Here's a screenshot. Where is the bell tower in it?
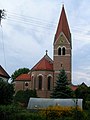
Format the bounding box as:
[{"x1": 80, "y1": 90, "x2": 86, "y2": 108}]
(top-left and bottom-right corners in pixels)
[{"x1": 53, "y1": 5, "x2": 72, "y2": 84}]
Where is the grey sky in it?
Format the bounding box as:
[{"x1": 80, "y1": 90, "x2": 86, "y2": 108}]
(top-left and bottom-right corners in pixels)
[{"x1": 0, "y1": 0, "x2": 90, "y2": 85}]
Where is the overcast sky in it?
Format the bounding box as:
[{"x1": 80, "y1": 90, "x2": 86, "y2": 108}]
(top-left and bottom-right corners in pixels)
[{"x1": 0, "y1": 0, "x2": 90, "y2": 86}]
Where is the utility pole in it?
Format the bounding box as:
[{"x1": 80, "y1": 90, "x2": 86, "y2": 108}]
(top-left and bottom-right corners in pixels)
[
  {"x1": 0, "y1": 9, "x2": 6, "y2": 25},
  {"x1": 0, "y1": 9, "x2": 6, "y2": 69}
]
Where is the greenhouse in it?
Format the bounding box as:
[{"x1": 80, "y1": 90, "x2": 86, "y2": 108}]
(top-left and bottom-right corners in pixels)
[{"x1": 27, "y1": 98, "x2": 82, "y2": 109}]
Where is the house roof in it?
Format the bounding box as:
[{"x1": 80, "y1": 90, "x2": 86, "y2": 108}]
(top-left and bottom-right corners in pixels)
[
  {"x1": 71, "y1": 85, "x2": 78, "y2": 91},
  {"x1": 31, "y1": 53, "x2": 53, "y2": 71},
  {"x1": 0, "y1": 65, "x2": 10, "y2": 78},
  {"x1": 80, "y1": 82, "x2": 87, "y2": 87},
  {"x1": 70, "y1": 82, "x2": 88, "y2": 91},
  {"x1": 15, "y1": 74, "x2": 31, "y2": 81},
  {"x1": 54, "y1": 5, "x2": 71, "y2": 43}
]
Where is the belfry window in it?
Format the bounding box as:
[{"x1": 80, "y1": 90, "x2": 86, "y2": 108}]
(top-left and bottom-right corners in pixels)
[
  {"x1": 38, "y1": 76, "x2": 42, "y2": 90},
  {"x1": 62, "y1": 47, "x2": 65, "y2": 55},
  {"x1": 58, "y1": 47, "x2": 61, "y2": 55},
  {"x1": 47, "y1": 76, "x2": 51, "y2": 90}
]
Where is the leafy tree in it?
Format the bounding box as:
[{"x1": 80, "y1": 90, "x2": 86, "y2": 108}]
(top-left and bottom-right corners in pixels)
[
  {"x1": 87, "y1": 87, "x2": 90, "y2": 101},
  {"x1": 14, "y1": 89, "x2": 37, "y2": 107},
  {"x1": 11, "y1": 68, "x2": 30, "y2": 82},
  {"x1": 75, "y1": 84, "x2": 88, "y2": 109},
  {"x1": 75, "y1": 84, "x2": 88, "y2": 99},
  {"x1": 51, "y1": 69, "x2": 73, "y2": 98},
  {"x1": 0, "y1": 80, "x2": 14, "y2": 105}
]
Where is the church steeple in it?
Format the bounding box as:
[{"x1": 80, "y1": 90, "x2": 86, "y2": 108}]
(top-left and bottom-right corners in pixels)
[
  {"x1": 53, "y1": 5, "x2": 72, "y2": 84},
  {"x1": 54, "y1": 5, "x2": 71, "y2": 43}
]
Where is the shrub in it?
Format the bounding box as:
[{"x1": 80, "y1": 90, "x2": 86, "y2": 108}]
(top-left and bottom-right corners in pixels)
[
  {"x1": 0, "y1": 105, "x2": 88, "y2": 120},
  {"x1": 0, "y1": 80, "x2": 14, "y2": 105},
  {"x1": 84, "y1": 101, "x2": 90, "y2": 110},
  {"x1": 14, "y1": 89, "x2": 37, "y2": 107},
  {"x1": 0, "y1": 105, "x2": 45, "y2": 120},
  {"x1": 0, "y1": 104, "x2": 22, "y2": 120},
  {"x1": 39, "y1": 106, "x2": 86, "y2": 120}
]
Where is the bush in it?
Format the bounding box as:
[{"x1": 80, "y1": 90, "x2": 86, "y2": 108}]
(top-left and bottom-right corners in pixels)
[
  {"x1": 0, "y1": 105, "x2": 89, "y2": 120},
  {"x1": 0, "y1": 105, "x2": 45, "y2": 120},
  {"x1": 39, "y1": 106, "x2": 87, "y2": 120},
  {"x1": 84, "y1": 101, "x2": 90, "y2": 110},
  {"x1": 0, "y1": 104, "x2": 22, "y2": 120},
  {"x1": 14, "y1": 89, "x2": 37, "y2": 107},
  {"x1": 0, "y1": 80, "x2": 14, "y2": 105}
]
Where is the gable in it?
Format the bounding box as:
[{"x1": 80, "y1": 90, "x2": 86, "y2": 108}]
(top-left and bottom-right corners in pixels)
[
  {"x1": 31, "y1": 55, "x2": 53, "y2": 71},
  {"x1": 54, "y1": 32, "x2": 70, "y2": 45},
  {"x1": 0, "y1": 65, "x2": 10, "y2": 78}
]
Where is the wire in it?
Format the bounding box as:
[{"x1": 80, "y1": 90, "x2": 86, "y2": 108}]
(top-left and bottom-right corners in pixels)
[
  {"x1": 1, "y1": 10, "x2": 89, "y2": 41},
  {"x1": 6, "y1": 12, "x2": 90, "y2": 35},
  {"x1": 6, "y1": 17, "x2": 90, "y2": 40},
  {"x1": 6, "y1": 22, "x2": 54, "y2": 36},
  {"x1": 7, "y1": 11, "x2": 90, "y2": 32},
  {"x1": 7, "y1": 11, "x2": 57, "y2": 26},
  {"x1": 7, "y1": 17, "x2": 55, "y2": 30},
  {"x1": 0, "y1": 25, "x2": 7, "y2": 69},
  {"x1": 1, "y1": 10, "x2": 88, "y2": 37}
]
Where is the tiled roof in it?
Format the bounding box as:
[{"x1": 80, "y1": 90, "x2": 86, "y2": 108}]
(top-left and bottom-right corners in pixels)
[
  {"x1": 0, "y1": 65, "x2": 10, "y2": 78},
  {"x1": 54, "y1": 5, "x2": 71, "y2": 43},
  {"x1": 15, "y1": 74, "x2": 31, "y2": 81},
  {"x1": 71, "y1": 85, "x2": 78, "y2": 91},
  {"x1": 31, "y1": 54, "x2": 53, "y2": 71}
]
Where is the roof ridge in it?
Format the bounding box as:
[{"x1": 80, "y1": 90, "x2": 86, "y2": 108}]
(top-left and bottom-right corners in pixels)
[
  {"x1": 31, "y1": 54, "x2": 53, "y2": 71},
  {"x1": 16, "y1": 73, "x2": 31, "y2": 81},
  {"x1": 0, "y1": 65, "x2": 10, "y2": 78},
  {"x1": 44, "y1": 54, "x2": 53, "y2": 63},
  {"x1": 54, "y1": 5, "x2": 71, "y2": 43}
]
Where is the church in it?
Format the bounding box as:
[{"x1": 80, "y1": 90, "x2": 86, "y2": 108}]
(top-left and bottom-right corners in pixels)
[{"x1": 15, "y1": 5, "x2": 74, "y2": 98}]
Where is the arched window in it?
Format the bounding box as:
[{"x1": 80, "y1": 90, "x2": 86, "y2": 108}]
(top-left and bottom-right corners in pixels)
[
  {"x1": 38, "y1": 76, "x2": 42, "y2": 90},
  {"x1": 33, "y1": 77, "x2": 36, "y2": 90},
  {"x1": 25, "y1": 82, "x2": 29, "y2": 87},
  {"x1": 58, "y1": 47, "x2": 61, "y2": 55},
  {"x1": 32, "y1": 75, "x2": 36, "y2": 89},
  {"x1": 25, "y1": 82, "x2": 29, "y2": 90},
  {"x1": 62, "y1": 47, "x2": 65, "y2": 55},
  {"x1": 47, "y1": 76, "x2": 51, "y2": 90}
]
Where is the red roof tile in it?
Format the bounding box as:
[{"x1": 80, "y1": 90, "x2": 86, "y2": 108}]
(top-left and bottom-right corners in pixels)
[
  {"x1": 54, "y1": 5, "x2": 71, "y2": 43},
  {"x1": 31, "y1": 54, "x2": 53, "y2": 71},
  {"x1": 15, "y1": 74, "x2": 31, "y2": 81},
  {"x1": 71, "y1": 85, "x2": 78, "y2": 91},
  {"x1": 0, "y1": 65, "x2": 10, "y2": 78}
]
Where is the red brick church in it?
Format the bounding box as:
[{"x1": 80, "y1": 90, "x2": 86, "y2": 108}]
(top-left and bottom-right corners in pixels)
[{"x1": 15, "y1": 5, "x2": 74, "y2": 97}]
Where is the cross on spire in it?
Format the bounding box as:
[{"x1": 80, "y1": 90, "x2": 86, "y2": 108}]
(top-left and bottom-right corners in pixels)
[{"x1": 46, "y1": 50, "x2": 48, "y2": 55}]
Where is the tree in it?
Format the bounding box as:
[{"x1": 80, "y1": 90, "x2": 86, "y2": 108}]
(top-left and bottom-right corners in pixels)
[
  {"x1": 87, "y1": 87, "x2": 90, "y2": 101},
  {"x1": 14, "y1": 89, "x2": 37, "y2": 107},
  {"x1": 11, "y1": 68, "x2": 30, "y2": 82},
  {"x1": 0, "y1": 80, "x2": 14, "y2": 105},
  {"x1": 75, "y1": 83, "x2": 88, "y2": 99},
  {"x1": 75, "y1": 84, "x2": 88, "y2": 109},
  {"x1": 51, "y1": 69, "x2": 73, "y2": 98}
]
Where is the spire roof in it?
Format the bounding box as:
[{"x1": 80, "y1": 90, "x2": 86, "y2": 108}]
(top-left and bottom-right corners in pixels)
[{"x1": 54, "y1": 5, "x2": 71, "y2": 43}]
